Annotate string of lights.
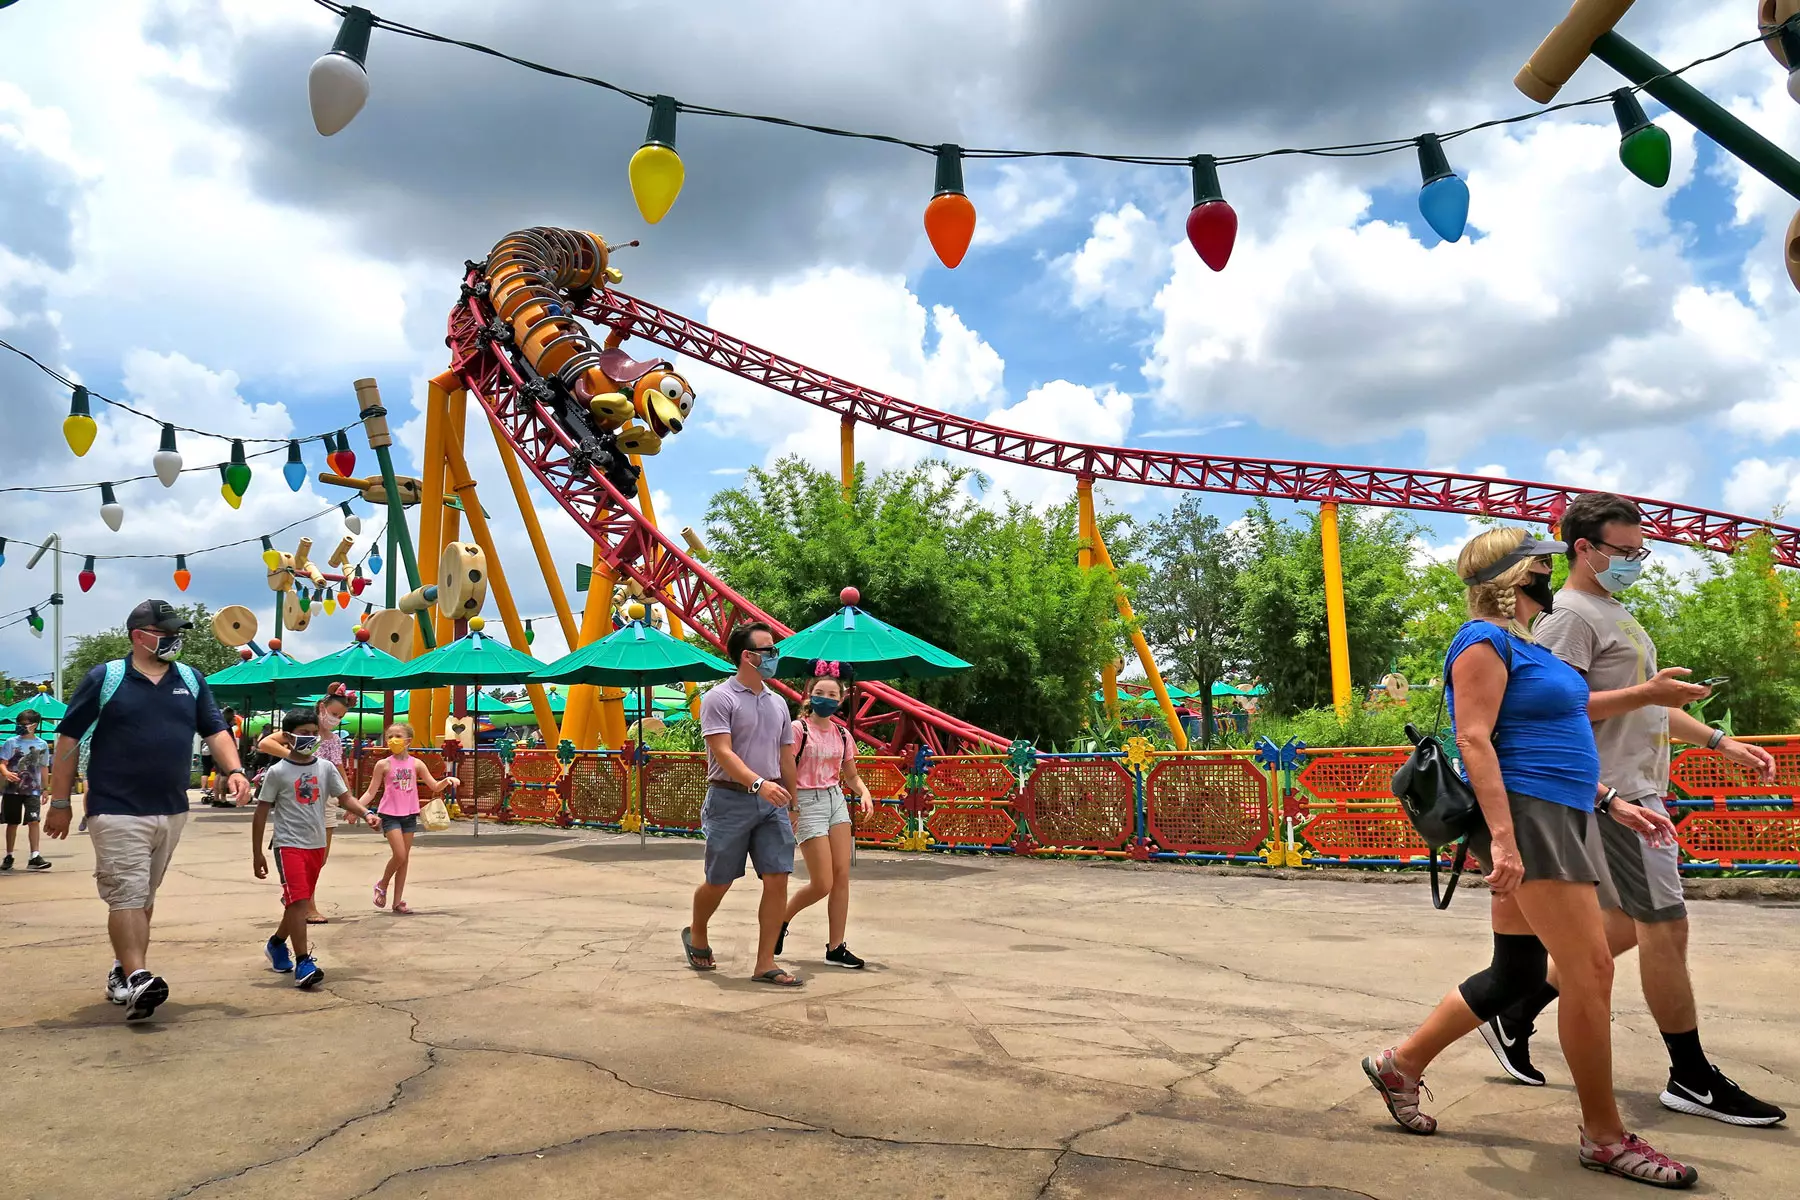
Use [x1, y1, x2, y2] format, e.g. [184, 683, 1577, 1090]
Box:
[0, 596, 57, 638]
[304, 1, 1793, 265]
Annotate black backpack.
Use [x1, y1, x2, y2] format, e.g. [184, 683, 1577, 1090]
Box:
[1391, 634, 1511, 910]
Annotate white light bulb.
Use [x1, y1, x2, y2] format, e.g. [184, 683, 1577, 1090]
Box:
[153, 449, 182, 487]
[344, 512, 362, 535]
[308, 52, 370, 136]
[100, 501, 124, 531]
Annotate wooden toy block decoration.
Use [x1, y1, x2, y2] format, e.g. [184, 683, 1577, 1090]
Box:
[443, 713, 476, 745]
[363, 609, 415, 660]
[1515, 0, 1638, 103]
[265, 552, 295, 593]
[212, 605, 258, 648]
[398, 585, 438, 616]
[327, 536, 355, 568]
[292, 537, 327, 587]
[318, 472, 426, 507]
[438, 541, 488, 620]
[283, 591, 313, 632]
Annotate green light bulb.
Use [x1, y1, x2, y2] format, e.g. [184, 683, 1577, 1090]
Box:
[1619, 124, 1672, 188]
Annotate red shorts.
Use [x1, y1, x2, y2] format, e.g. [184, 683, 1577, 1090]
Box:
[274, 846, 327, 906]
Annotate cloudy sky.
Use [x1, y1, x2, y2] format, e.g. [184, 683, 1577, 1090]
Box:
[2, 0, 1798, 687]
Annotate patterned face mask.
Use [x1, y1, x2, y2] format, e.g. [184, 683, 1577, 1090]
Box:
[290, 735, 320, 759]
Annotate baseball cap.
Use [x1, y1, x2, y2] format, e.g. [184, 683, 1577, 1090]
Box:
[126, 599, 192, 633]
[1462, 534, 1569, 584]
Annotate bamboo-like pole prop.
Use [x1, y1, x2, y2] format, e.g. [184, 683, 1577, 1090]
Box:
[1085, 490, 1188, 751]
[356, 379, 435, 651]
[1514, 0, 1637, 103]
[441, 424, 561, 744]
[1320, 502, 1354, 720]
[486, 408, 579, 648]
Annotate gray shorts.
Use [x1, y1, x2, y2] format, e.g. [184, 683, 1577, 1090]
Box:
[701, 786, 794, 885]
[1597, 793, 1686, 924]
[793, 786, 850, 843]
[1469, 792, 1620, 911]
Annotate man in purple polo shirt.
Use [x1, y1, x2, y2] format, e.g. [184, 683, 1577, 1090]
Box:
[683, 621, 801, 986]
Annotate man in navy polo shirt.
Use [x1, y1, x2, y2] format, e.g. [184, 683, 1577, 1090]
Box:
[45, 599, 248, 1022]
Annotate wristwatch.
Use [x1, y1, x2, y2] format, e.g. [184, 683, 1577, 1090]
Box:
[1706, 727, 1726, 750]
[49, 798, 72, 811]
[1596, 787, 1618, 815]
[749, 777, 764, 795]
[227, 767, 247, 779]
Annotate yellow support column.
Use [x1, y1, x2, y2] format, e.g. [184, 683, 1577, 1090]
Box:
[1090, 521, 1189, 752]
[840, 417, 855, 502]
[431, 386, 468, 734]
[442, 424, 561, 744]
[1320, 501, 1354, 720]
[486, 410, 579, 648]
[412, 375, 451, 743]
[632, 461, 700, 717]
[1077, 478, 1121, 726]
[562, 546, 610, 749]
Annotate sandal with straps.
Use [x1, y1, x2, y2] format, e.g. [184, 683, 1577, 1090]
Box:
[751, 967, 802, 987]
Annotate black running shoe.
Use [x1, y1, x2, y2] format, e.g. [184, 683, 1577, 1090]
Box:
[773, 921, 789, 957]
[825, 943, 865, 969]
[1662, 1069, 1787, 1127]
[1479, 1011, 1546, 1086]
[123, 971, 168, 1023]
[105, 964, 128, 1005]
[0, 854, 11, 871]
[27, 854, 50, 871]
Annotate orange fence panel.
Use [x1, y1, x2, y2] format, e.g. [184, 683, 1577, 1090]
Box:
[1144, 757, 1269, 854]
[642, 753, 708, 831]
[927, 756, 1016, 801]
[1670, 740, 1800, 801]
[853, 801, 906, 846]
[1677, 812, 1800, 863]
[927, 805, 1017, 847]
[1020, 759, 1133, 850]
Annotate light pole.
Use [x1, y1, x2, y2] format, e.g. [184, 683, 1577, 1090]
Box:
[25, 533, 63, 700]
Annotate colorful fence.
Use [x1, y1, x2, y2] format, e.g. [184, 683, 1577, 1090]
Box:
[343, 736, 1800, 872]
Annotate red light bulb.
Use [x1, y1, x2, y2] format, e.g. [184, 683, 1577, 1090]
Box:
[1185, 155, 1237, 272]
[78, 556, 96, 592]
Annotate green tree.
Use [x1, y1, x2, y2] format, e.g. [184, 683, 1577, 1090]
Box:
[1133, 496, 1242, 745]
[1628, 533, 1800, 735]
[63, 602, 241, 687]
[1394, 560, 1467, 685]
[1233, 502, 1422, 715]
[705, 457, 1123, 744]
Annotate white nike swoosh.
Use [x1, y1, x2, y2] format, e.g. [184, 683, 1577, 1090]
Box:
[1497, 1025, 1516, 1047]
[1680, 1084, 1713, 1104]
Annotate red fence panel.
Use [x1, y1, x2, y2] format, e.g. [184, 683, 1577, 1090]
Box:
[853, 801, 906, 845]
[1019, 759, 1134, 850]
[1144, 757, 1270, 854]
[927, 757, 1016, 801]
[1296, 749, 1422, 860]
[642, 753, 708, 831]
[1670, 740, 1800, 801]
[927, 805, 1017, 847]
[566, 754, 629, 825]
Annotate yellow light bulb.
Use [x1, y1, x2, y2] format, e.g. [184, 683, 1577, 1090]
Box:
[63, 414, 98, 457]
[222, 484, 243, 509]
[629, 143, 684, 224]
[262, 549, 282, 571]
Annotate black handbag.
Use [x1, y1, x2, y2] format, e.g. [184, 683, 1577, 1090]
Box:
[1390, 637, 1508, 909]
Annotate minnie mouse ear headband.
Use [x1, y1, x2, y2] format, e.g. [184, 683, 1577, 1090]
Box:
[324, 681, 359, 704]
[810, 659, 851, 681]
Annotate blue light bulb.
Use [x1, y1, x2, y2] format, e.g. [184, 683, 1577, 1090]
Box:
[282, 439, 306, 491]
[1413, 133, 1469, 245]
[368, 547, 382, 574]
[1419, 175, 1470, 244]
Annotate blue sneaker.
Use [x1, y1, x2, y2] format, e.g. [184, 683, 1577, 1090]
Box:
[264, 937, 294, 974]
[294, 955, 324, 990]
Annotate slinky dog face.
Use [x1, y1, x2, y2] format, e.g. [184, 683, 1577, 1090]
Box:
[635, 368, 695, 436]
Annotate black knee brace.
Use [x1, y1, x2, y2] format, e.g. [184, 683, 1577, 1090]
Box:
[1458, 933, 1549, 1020]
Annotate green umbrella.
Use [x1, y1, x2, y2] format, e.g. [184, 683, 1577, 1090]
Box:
[0, 694, 66, 735]
[277, 639, 411, 692]
[391, 627, 547, 688]
[773, 604, 969, 680]
[207, 651, 312, 709]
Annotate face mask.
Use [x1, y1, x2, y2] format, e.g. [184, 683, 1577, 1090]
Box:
[755, 650, 780, 680]
[809, 697, 841, 719]
[1591, 552, 1643, 594]
[387, 736, 409, 755]
[318, 712, 341, 732]
[290, 735, 320, 759]
[1519, 576, 1556, 614]
[140, 632, 183, 662]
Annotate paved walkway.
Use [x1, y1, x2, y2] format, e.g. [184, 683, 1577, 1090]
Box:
[1, 803, 1794, 1198]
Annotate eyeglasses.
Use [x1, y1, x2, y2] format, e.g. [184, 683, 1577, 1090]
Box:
[1531, 555, 1553, 570]
[1593, 540, 1652, 563]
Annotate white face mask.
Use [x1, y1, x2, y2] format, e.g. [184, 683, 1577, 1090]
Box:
[318, 711, 341, 732]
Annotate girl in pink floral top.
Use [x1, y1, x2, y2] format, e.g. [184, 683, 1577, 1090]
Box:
[777, 663, 873, 969]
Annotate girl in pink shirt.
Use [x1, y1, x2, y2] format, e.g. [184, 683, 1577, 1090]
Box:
[778, 663, 873, 968]
[357, 723, 456, 915]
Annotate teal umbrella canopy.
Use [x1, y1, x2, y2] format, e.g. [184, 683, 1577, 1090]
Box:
[532, 620, 732, 687]
[278, 640, 410, 692]
[0, 694, 67, 736]
[391, 628, 547, 688]
[774, 605, 969, 681]
[207, 650, 311, 708]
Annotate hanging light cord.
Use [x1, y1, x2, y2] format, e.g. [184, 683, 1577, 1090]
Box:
[0, 505, 378, 563]
[0, 597, 57, 626]
[309, 0, 1787, 165]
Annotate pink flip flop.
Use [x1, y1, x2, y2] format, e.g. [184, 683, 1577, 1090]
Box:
[373, 882, 387, 909]
[393, 900, 413, 915]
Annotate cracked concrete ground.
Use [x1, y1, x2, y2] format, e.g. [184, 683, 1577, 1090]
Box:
[1, 803, 1794, 1199]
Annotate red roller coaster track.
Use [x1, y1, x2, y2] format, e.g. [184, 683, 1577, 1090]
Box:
[450, 270, 1800, 753]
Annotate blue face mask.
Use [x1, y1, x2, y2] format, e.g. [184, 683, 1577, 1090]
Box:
[1592, 551, 1643, 594]
[755, 650, 780, 679]
[809, 697, 841, 718]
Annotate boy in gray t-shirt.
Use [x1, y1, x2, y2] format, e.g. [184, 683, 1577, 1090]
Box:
[250, 710, 376, 989]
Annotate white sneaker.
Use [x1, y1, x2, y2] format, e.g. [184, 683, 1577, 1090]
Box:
[122, 971, 168, 1022]
[105, 964, 129, 1005]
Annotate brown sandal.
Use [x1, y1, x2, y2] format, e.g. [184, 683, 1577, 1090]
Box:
[752, 968, 802, 987]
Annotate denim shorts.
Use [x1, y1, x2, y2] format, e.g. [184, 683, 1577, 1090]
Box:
[700, 785, 795, 885]
[380, 813, 419, 834]
[793, 786, 851, 842]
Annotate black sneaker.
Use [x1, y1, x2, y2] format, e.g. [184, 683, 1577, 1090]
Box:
[825, 943, 865, 970]
[1478, 1011, 1545, 1086]
[123, 970, 168, 1023]
[105, 964, 129, 1005]
[0, 854, 11, 871]
[26, 854, 50, 871]
[1662, 1069, 1787, 1127]
[773, 921, 789, 957]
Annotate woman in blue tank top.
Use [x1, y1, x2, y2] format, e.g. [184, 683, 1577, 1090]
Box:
[1362, 528, 1696, 1188]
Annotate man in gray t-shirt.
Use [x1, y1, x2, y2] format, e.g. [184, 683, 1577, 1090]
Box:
[683, 621, 799, 986]
[250, 711, 377, 990]
[1481, 493, 1786, 1128]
